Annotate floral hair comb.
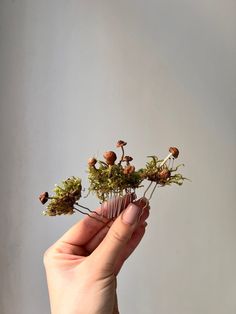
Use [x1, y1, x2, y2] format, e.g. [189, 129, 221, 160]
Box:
[39, 140, 187, 220]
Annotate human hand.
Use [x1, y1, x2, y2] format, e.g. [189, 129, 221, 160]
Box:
[44, 197, 150, 314]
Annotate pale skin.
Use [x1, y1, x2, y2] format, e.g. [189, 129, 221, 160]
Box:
[44, 197, 150, 314]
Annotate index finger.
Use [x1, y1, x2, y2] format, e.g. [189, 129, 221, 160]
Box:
[58, 209, 109, 247]
[58, 193, 136, 247]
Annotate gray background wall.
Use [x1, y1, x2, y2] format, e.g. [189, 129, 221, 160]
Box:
[0, 1, 235, 313]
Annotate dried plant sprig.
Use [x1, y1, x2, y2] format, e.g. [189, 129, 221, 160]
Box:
[39, 140, 188, 217]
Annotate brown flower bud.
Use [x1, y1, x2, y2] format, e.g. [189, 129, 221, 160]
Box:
[123, 165, 135, 174]
[169, 147, 179, 158]
[116, 140, 127, 147]
[103, 151, 117, 165]
[39, 192, 49, 204]
[88, 157, 97, 167]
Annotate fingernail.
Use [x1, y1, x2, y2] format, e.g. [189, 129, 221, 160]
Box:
[122, 203, 141, 225]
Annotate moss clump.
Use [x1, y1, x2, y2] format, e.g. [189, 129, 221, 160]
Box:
[39, 140, 188, 216]
[42, 177, 82, 216]
[143, 156, 186, 186]
[88, 163, 143, 202]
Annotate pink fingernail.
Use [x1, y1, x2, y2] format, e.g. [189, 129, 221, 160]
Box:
[122, 203, 141, 225]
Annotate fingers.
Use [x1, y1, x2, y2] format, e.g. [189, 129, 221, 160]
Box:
[89, 202, 143, 272]
[114, 222, 147, 275]
[57, 209, 110, 248]
[85, 199, 150, 253]
[85, 220, 114, 253]
[57, 193, 137, 248]
[99, 192, 136, 218]
[54, 195, 149, 261]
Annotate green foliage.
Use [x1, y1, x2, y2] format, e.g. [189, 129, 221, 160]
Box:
[143, 157, 186, 186]
[144, 156, 162, 177]
[43, 177, 82, 216]
[40, 141, 188, 216]
[88, 163, 143, 202]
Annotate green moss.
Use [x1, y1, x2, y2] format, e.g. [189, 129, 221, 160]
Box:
[43, 177, 82, 216]
[88, 163, 143, 202]
[40, 141, 188, 216]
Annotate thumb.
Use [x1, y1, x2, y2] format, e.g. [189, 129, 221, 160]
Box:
[90, 203, 142, 271]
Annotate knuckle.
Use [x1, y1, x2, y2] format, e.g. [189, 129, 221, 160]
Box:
[43, 246, 54, 266]
[110, 229, 130, 244]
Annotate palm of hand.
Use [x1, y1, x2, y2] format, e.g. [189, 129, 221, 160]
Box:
[44, 199, 149, 314]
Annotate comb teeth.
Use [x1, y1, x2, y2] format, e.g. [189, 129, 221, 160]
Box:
[101, 192, 136, 219]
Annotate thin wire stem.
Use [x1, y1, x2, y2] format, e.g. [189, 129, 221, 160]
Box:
[73, 207, 103, 222]
[148, 182, 158, 200]
[143, 181, 153, 197]
[75, 202, 101, 216]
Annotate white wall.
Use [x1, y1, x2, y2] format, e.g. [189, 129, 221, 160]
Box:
[0, 1, 235, 313]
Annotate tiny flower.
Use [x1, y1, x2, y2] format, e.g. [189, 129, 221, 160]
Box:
[39, 192, 49, 204]
[103, 151, 117, 165]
